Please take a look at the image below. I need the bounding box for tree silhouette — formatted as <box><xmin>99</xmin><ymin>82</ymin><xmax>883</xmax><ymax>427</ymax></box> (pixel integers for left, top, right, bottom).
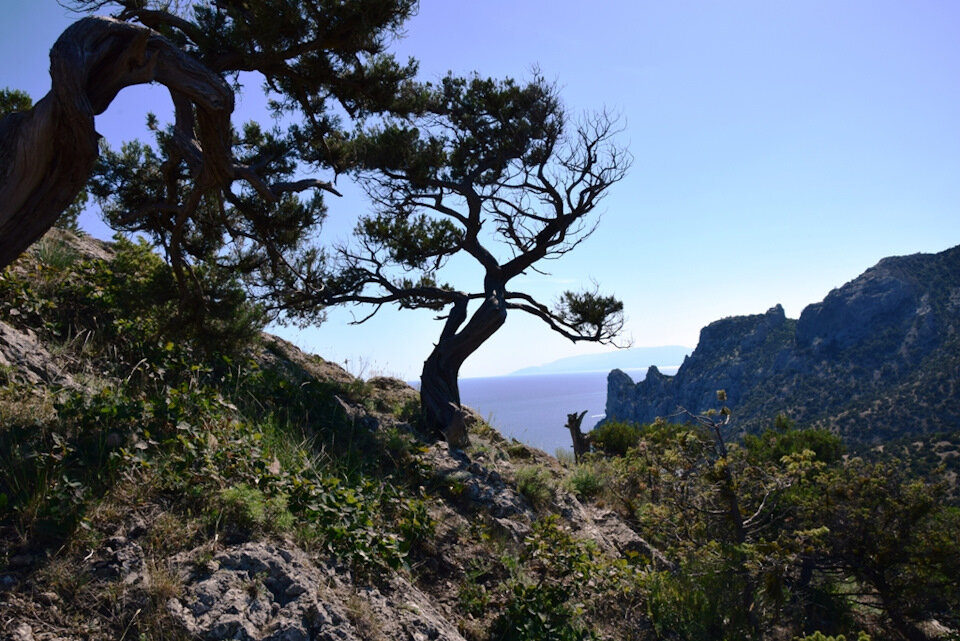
<box><xmin>319</xmin><ymin>75</ymin><xmax>630</xmax><ymax>441</ymax></box>
<box><xmin>0</xmin><ymin>0</ymin><xmax>419</xmax><ymax>286</ymax></box>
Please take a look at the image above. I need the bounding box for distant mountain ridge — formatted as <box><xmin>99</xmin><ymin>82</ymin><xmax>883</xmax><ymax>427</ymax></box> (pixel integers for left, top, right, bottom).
<box><xmin>605</xmin><ymin>245</ymin><xmax>960</xmax><ymax>443</ymax></box>
<box><xmin>511</xmin><ymin>345</ymin><xmax>691</xmax><ymax>376</ymax></box>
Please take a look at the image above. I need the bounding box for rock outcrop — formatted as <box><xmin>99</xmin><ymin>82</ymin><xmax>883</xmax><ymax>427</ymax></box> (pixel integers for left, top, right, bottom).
<box><xmin>168</xmin><ymin>542</ymin><xmax>468</xmax><ymax>641</ymax></box>
<box><xmin>605</xmin><ymin>245</ymin><xmax>960</xmax><ymax>442</ymax></box>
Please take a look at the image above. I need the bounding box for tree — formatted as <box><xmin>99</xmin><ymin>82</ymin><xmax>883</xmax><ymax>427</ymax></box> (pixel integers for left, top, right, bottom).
<box><xmin>1</xmin><ymin>4</ymin><xmax>628</xmax><ymax>445</ymax></box>
<box><xmin>318</xmin><ymin>75</ymin><xmax>630</xmax><ymax>442</ymax></box>
<box><xmin>0</xmin><ymin>88</ymin><xmax>86</xmax><ymax>231</ymax></box>
<box><xmin>0</xmin><ymin>0</ymin><xmax>420</xmax><ymax>280</ymax></box>
<box><xmin>798</xmin><ymin>459</ymin><xmax>960</xmax><ymax>641</ymax></box>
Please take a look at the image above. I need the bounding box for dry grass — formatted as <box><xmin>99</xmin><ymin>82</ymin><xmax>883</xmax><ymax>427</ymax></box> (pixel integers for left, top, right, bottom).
<box><xmin>0</xmin><ymin>383</ymin><xmax>55</xmax><ymax>426</ymax></box>
<box><xmin>345</xmin><ymin>591</ymin><xmax>384</xmax><ymax>640</ymax></box>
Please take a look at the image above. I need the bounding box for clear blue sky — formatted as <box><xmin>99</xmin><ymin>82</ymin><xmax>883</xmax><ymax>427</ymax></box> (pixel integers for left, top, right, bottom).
<box><xmin>4</xmin><ymin>1</ymin><xmax>960</xmax><ymax>379</ymax></box>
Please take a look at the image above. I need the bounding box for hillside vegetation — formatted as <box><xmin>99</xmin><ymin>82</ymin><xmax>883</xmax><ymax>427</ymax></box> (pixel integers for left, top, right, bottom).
<box><xmin>1</xmin><ymin>230</ymin><xmax>958</xmax><ymax>641</ymax></box>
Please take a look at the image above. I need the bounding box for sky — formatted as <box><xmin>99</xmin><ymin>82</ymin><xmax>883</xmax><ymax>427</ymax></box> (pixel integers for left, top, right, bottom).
<box><xmin>3</xmin><ymin>1</ymin><xmax>960</xmax><ymax>380</ymax></box>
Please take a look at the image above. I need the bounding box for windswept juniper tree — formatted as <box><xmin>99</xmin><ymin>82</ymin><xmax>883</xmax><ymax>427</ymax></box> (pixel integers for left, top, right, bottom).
<box><xmin>318</xmin><ymin>75</ymin><xmax>630</xmax><ymax>442</ymax></box>
<box><xmin>0</xmin><ymin>0</ymin><xmax>420</xmax><ymax>294</ymax></box>
<box><xmin>0</xmin><ymin>3</ymin><xmax>629</xmax><ymax>444</ymax></box>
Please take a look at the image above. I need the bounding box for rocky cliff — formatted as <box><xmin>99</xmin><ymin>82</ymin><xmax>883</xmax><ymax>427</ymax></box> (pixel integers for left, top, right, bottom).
<box><xmin>605</xmin><ymin>245</ymin><xmax>960</xmax><ymax>442</ymax></box>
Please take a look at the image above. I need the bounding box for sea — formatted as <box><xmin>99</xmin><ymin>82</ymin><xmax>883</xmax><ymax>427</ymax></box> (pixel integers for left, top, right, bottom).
<box><xmin>445</xmin><ymin>367</ymin><xmax>676</xmax><ymax>454</ymax></box>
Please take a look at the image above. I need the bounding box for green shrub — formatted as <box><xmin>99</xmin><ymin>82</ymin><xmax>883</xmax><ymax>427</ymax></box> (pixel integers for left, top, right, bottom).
<box><xmin>744</xmin><ymin>425</ymin><xmax>845</xmax><ymax>466</ymax></box>
<box><xmin>564</xmin><ymin>463</ymin><xmax>604</xmax><ymax>500</ymax></box>
<box><xmin>643</xmin><ymin>545</ymin><xmax>751</xmax><ymax>641</ymax></box>
<box><xmin>554</xmin><ymin>448</ymin><xmax>576</xmax><ymax>466</ymax></box>
<box><xmin>0</xmin><ymin>385</ymin><xmax>144</xmax><ymax>542</ymax></box>
<box><xmin>589</xmin><ymin>420</ymin><xmax>641</xmax><ymax>457</ymax></box>
<box><xmin>489</xmin><ymin>581</ymin><xmax>595</xmax><ymax>641</ymax></box>
<box><xmin>1</xmin><ymin>235</ymin><xmax>265</xmax><ymax>376</ymax></box>
<box><xmin>490</xmin><ymin>517</ymin><xmax>602</xmax><ymax>641</ymax></box>
<box><xmin>215</xmin><ymin>483</ymin><xmax>294</xmax><ymax>535</ymax></box>
<box><xmin>515</xmin><ymin>465</ymin><xmax>554</xmax><ymax>509</ymax></box>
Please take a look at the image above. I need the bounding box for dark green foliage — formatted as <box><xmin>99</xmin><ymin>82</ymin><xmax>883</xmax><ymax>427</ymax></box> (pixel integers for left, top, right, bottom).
<box><xmin>743</xmin><ymin>417</ymin><xmax>845</xmax><ymax>466</ymax></box>
<box><xmin>0</xmin><ymin>88</ymin><xmax>31</xmax><ymax>114</ymax></box>
<box><xmin>490</xmin><ymin>582</ymin><xmax>594</xmax><ymax>641</ymax></box>
<box><xmin>514</xmin><ymin>465</ymin><xmax>554</xmax><ymax>510</ymax></box>
<box><xmin>214</xmin><ymin>484</ymin><xmax>295</xmax><ymax>536</ymax></box>
<box><xmin>61</xmin><ymin>0</ymin><xmax>423</xmax><ymax>323</ymax></box>
<box><xmin>489</xmin><ymin>517</ymin><xmax>610</xmax><ymax>641</ymax></box>
<box><xmin>37</xmin><ymin>4</ymin><xmax>626</xmax><ymax>440</ymax></box>
<box><xmin>0</xmin><ymin>388</ymin><xmax>136</xmax><ymax>540</ymax></box>
<box><xmin>0</xmin><ymin>236</ymin><xmax>434</xmax><ymax>576</ymax></box>
<box><xmin>0</xmin><ymin>235</ymin><xmax>266</xmax><ymax>369</ymax></box>
<box><xmin>563</xmin><ymin>463</ymin><xmax>604</xmax><ymax>500</ymax></box>
<box><xmin>644</xmin><ymin>544</ymin><xmax>753</xmax><ymax>641</ymax></box>
<box><xmin>91</xmin><ymin>122</ymin><xmax>329</xmax><ymax>324</ymax></box>
<box><xmin>556</xmin><ymin>289</ymin><xmax>625</xmax><ymax>340</ymax></box>
<box><xmin>798</xmin><ymin>459</ymin><xmax>960</xmax><ymax>636</ymax></box>
<box><xmin>322</xmin><ymin>71</ymin><xmax>628</xmax><ymax>434</ymax></box>
<box><xmin>582</xmin><ymin>410</ymin><xmax>960</xmax><ymax>641</ymax></box>
<box><xmin>589</xmin><ymin>420</ymin><xmax>642</xmax><ymax>457</ymax></box>
<box><xmin>0</xmin><ymin>353</ymin><xmax>435</xmax><ymax>574</ymax></box>
<box><xmin>334</xmin><ymin>74</ymin><xmax>627</xmax><ymax>341</ymax></box>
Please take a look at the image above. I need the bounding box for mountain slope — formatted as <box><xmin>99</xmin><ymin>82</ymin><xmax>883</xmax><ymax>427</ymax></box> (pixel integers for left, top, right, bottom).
<box><xmin>0</xmin><ymin>230</ymin><xmax>658</xmax><ymax>641</ymax></box>
<box><xmin>605</xmin><ymin>245</ymin><xmax>960</xmax><ymax>442</ymax></box>
<box><xmin>2</xmin><ymin>231</ymin><xmax>958</xmax><ymax>640</ymax></box>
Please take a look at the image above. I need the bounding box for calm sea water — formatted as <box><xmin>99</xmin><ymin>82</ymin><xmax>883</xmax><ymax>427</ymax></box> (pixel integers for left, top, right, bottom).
<box><xmin>456</xmin><ymin>369</ymin><xmax>661</xmax><ymax>454</ymax></box>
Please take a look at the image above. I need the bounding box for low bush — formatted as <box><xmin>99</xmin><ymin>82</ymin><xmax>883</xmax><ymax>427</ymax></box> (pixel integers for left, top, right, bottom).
<box><xmin>515</xmin><ymin>465</ymin><xmax>554</xmax><ymax>509</ymax></box>
<box><xmin>564</xmin><ymin>463</ymin><xmax>604</xmax><ymax>500</ymax></box>
<box><xmin>589</xmin><ymin>420</ymin><xmax>641</xmax><ymax>457</ymax></box>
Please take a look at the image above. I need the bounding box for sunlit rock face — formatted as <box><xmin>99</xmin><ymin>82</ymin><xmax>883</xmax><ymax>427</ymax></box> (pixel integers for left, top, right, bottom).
<box><xmin>602</xmin><ymin>245</ymin><xmax>960</xmax><ymax>442</ymax></box>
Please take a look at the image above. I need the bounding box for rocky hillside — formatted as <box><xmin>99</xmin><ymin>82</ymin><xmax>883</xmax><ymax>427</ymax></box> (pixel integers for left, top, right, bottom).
<box><xmin>605</xmin><ymin>245</ymin><xmax>960</xmax><ymax>442</ymax></box>
<box><xmin>2</xmin><ymin>231</ymin><xmax>957</xmax><ymax>641</ymax></box>
<box><xmin>0</xmin><ymin>231</ymin><xmax>659</xmax><ymax>641</ymax></box>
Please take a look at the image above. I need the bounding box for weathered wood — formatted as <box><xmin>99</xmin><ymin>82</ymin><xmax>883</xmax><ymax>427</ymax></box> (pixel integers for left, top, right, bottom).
<box><xmin>564</xmin><ymin>410</ymin><xmax>590</xmax><ymax>463</ymax></box>
<box><xmin>0</xmin><ymin>16</ymin><xmax>233</xmax><ymax>270</ymax></box>
<box><xmin>419</xmin><ymin>289</ymin><xmax>507</xmax><ymax>445</ymax></box>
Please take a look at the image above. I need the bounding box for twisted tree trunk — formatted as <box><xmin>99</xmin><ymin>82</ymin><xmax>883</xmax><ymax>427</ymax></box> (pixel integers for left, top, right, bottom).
<box><xmin>420</xmin><ymin>286</ymin><xmax>507</xmax><ymax>446</ymax></box>
<box><xmin>0</xmin><ymin>16</ymin><xmax>233</xmax><ymax>270</ymax></box>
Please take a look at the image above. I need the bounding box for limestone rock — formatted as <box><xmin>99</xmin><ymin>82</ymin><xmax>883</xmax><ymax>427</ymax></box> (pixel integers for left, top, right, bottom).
<box><xmin>602</xmin><ymin>245</ymin><xmax>960</xmax><ymax>441</ymax></box>
<box><xmin>422</xmin><ymin>442</ymin><xmax>534</xmax><ymax>522</ymax></box>
<box><xmin>0</xmin><ymin>320</ymin><xmax>75</xmax><ymax>388</ymax></box>
<box><xmin>169</xmin><ymin>543</ymin><xmax>358</xmax><ymax>641</ymax></box>
<box><xmin>168</xmin><ymin>542</ymin><xmax>466</xmax><ymax>641</ymax></box>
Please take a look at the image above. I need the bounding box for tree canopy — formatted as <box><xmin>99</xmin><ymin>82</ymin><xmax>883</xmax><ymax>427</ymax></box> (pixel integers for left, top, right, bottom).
<box><xmin>1</xmin><ymin>1</ymin><xmax>630</xmax><ymax>442</ymax></box>
<box><xmin>314</xmin><ymin>74</ymin><xmax>630</xmax><ymax>439</ymax></box>
<box><xmin>0</xmin><ymin>0</ymin><xmax>420</xmax><ymax>279</ymax></box>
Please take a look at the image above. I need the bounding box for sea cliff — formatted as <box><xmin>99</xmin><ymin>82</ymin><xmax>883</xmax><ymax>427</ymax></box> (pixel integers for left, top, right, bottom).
<box><xmin>605</xmin><ymin>245</ymin><xmax>960</xmax><ymax>442</ymax></box>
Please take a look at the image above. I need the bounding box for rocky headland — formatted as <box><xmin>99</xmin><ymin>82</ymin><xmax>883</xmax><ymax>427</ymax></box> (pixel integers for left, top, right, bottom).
<box><xmin>605</xmin><ymin>245</ymin><xmax>960</xmax><ymax>442</ymax></box>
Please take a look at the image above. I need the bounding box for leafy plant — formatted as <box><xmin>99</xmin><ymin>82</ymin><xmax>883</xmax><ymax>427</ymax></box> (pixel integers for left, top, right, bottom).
<box><xmin>214</xmin><ymin>484</ymin><xmax>294</xmax><ymax>536</ymax></box>
<box><xmin>589</xmin><ymin>420</ymin><xmax>642</xmax><ymax>457</ymax></box>
<box><xmin>564</xmin><ymin>463</ymin><xmax>604</xmax><ymax>500</ymax></box>
<box><xmin>515</xmin><ymin>465</ymin><xmax>554</xmax><ymax>510</ymax></box>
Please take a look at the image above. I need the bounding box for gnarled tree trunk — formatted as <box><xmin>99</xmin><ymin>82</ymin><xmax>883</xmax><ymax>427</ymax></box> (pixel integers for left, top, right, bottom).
<box><xmin>420</xmin><ymin>286</ymin><xmax>507</xmax><ymax>446</ymax></box>
<box><xmin>0</xmin><ymin>16</ymin><xmax>233</xmax><ymax>270</ymax></box>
